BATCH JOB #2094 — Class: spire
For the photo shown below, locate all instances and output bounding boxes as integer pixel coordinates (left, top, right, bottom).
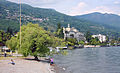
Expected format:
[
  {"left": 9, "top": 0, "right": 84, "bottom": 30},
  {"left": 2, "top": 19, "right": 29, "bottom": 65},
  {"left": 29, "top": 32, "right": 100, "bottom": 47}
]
[{"left": 68, "top": 24, "right": 70, "bottom": 28}]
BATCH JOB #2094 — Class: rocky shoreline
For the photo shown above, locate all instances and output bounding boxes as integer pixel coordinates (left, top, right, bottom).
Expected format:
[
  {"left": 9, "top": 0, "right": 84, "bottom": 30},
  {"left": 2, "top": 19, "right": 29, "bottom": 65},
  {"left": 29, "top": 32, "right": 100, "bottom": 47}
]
[{"left": 53, "top": 64, "right": 67, "bottom": 73}]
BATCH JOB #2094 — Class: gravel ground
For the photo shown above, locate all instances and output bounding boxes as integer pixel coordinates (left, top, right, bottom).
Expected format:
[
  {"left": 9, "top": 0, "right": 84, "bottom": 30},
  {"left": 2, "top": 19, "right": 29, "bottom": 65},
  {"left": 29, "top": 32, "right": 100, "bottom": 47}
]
[{"left": 0, "top": 57, "right": 55, "bottom": 73}]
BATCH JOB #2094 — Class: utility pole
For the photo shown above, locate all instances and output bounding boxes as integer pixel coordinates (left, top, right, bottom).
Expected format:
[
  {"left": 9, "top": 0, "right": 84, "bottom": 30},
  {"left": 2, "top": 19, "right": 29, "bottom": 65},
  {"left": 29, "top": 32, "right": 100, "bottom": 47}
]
[{"left": 20, "top": 0, "right": 21, "bottom": 50}]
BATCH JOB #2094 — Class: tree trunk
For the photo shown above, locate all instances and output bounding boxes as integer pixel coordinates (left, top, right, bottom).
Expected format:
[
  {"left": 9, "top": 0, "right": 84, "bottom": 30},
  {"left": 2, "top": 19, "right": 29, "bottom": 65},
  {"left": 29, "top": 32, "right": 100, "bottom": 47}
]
[{"left": 34, "top": 55, "right": 39, "bottom": 61}]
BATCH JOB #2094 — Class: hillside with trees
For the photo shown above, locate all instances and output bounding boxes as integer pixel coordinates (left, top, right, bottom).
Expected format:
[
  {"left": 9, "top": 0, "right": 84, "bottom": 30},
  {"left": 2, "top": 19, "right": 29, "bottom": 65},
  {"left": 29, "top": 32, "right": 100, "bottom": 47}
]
[
  {"left": 75, "top": 12, "right": 120, "bottom": 32},
  {"left": 0, "top": 0, "right": 119, "bottom": 37}
]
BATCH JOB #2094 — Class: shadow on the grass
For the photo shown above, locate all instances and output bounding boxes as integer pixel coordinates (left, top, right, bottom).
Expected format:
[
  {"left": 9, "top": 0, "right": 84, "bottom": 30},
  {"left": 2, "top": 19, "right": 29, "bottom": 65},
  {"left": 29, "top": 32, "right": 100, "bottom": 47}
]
[{"left": 24, "top": 58, "right": 50, "bottom": 63}]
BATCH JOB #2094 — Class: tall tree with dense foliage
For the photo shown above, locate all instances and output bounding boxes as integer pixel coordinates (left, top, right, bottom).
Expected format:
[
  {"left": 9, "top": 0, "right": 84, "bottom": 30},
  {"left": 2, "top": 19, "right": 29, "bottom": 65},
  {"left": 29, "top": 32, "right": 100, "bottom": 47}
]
[
  {"left": 66, "top": 38, "right": 77, "bottom": 46},
  {"left": 55, "top": 23, "right": 64, "bottom": 38},
  {"left": 85, "top": 31, "right": 92, "bottom": 43},
  {"left": 6, "top": 23, "right": 65, "bottom": 60},
  {"left": 19, "top": 23, "right": 54, "bottom": 59},
  {"left": 110, "top": 39, "right": 116, "bottom": 46},
  {"left": 6, "top": 36, "right": 17, "bottom": 51},
  {"left": 7, "top": 26, "right": 13, "bottom": 35},
  {"left": 0, "top": 30, "right": 11, "bottom": 46},
  {"left": 78, "top": 40, "right": 85, "bottom": 45},
  {"left": 57, "top": 23, "right": 61, "bottom": 31},
  {"left": 90, "top": 37, "right": 100, "bottom": 45}
]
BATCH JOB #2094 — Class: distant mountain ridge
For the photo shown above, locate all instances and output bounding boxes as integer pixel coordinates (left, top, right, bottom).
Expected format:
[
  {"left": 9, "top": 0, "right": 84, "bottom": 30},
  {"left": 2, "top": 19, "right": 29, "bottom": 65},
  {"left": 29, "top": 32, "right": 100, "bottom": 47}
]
[
  {"left": 75, "top": 12, "right": 120, "bottom": 31},
  {"left": 0, "top": 0, "right": 120, "bottom": 37}
]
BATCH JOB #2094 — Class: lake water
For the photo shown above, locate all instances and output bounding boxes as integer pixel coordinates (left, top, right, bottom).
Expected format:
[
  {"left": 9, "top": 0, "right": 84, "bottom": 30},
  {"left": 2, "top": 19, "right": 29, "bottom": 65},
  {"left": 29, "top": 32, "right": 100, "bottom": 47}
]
[{"left": 54, "top": 47, "right": 120, "bottom": 73}]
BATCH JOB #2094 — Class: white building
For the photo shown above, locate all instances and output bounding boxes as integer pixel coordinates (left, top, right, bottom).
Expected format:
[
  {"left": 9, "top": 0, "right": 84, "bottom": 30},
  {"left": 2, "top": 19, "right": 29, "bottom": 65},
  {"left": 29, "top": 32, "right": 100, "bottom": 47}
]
[
  {"left": 63, "top": 24, "right": 85, "bottom": 42},
  {"left": 92, "top": 34, "right": 106, "bottom": 42}
]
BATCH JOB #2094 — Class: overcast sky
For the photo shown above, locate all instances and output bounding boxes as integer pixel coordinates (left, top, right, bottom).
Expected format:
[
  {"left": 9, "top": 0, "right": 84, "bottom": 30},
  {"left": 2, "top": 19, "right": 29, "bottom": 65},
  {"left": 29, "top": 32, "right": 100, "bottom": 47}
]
[{"left": 7, "top": 0, "right": 120, "bottom": 16}]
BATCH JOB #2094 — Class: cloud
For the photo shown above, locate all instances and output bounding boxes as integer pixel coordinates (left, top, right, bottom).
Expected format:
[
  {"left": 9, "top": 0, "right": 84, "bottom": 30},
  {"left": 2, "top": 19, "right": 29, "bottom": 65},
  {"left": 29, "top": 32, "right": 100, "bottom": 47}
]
[
  {"left": 69, "top": 5, "right": 119, "bottom": 16},
  {"left": 87, "top": 6, "right": 115, "bottom": 14},
  {"left": 88, "top": 6, "right": 120, "bottom": 16},
  {"left": 77, "top": 2, "right": 87, "bottom": 9},
  {"left": 114, "top": 1, "right": 120, "bottom": 4},
  {"left": 69, "top": 2, "right": 87, "bottom": 16},
  {"left": 7, "top": 0, "right": 120, "bottom": 16}
]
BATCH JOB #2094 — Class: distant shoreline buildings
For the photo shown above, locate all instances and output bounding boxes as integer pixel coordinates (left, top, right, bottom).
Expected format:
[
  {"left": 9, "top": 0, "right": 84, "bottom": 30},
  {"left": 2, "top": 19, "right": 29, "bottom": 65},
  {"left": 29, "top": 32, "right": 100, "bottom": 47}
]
[
  {"left": 92, "top": 34, "right": 106, "bottom": 42},
  {"left": 63, "top": 24, "right": 85, "bottom": 42},
  {"left": 63, "top": 24, "right": 107, "bottom": 43}
]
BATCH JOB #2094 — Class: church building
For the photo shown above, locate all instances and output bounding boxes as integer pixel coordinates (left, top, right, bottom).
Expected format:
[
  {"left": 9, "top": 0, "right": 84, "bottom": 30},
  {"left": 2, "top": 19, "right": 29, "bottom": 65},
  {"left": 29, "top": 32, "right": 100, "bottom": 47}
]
[{"left": 63, "top": 24, "right": 85, "bottom": 42}]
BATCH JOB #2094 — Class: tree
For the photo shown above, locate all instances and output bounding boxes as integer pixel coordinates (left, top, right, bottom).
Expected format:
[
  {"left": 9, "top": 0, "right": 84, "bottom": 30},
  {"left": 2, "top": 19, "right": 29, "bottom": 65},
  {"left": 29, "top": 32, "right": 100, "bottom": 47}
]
[
  {"left": 110, "top": 39, "right": 116, "bottom": 46},
  {"left": 85, "top": 31, "right": 92, "bottom": 43},
  {"left": 119, "top": 38, "right": 120, "bottom": 41},
  {"left": 0, "top": 30, "right": 11, "bottom": 45},
  {"left": 105, "top": 36, "right": 109, "bottom": 43},
  {"left": 118, "top": 38, "right": 120, "bottom": 44},
  {"left": 90, "top": 37, "right": 100, "bottom": 45},
  {"left": 66, "top": 38, "right": 77, "bottom": 46},
  {"left": 52, "top": 37, "right": 66, "bottom": 48},
  {"left": 56, "top": 28, "right": 64, "bottom": 38},
  {"left": 6, "top": 23, "right": 64, "bottom": 60},
  {"left": 19, "top": 23, "right": 54, "bottom": 59},
  {"left": 78, "top": 40, "right": 85, "bottom": 45},
  {"left": 57, "top": 23, "right": 61, "bottom": 31},
  {"left": 55, "top": 23, "right": 64, "bottom": 38},
  {"left": 7, "top": 26, "right": 13, "bottom": 35},
  {"left": 0, "top": 37, "right": 2, "bottom": 42},
  {"left": 6, "top": 36, "right": 17, "bottom": 51}
]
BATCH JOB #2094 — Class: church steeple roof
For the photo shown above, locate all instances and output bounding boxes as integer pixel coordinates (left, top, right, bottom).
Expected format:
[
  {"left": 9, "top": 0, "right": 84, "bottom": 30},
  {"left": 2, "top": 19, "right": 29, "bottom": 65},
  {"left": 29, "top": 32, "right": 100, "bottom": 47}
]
[{"left": 68, "top": 24, "right": 70, "bottom": 28}]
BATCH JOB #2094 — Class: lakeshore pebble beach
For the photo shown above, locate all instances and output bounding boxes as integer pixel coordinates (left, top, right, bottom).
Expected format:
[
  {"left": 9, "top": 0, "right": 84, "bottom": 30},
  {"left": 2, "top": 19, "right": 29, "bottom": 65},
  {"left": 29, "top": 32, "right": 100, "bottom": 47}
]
[{"left": 0, "top": 57, "right": 55, "bottom": 73}]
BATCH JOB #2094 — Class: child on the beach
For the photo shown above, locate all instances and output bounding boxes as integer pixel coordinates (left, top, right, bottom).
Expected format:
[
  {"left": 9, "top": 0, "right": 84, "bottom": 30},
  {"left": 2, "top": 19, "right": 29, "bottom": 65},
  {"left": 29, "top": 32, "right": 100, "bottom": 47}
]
[
  {"left": 50, "top": 58, "right": 54, "bottom": 65},
  {"left": 8, "top": 59, "right": 15, "bottom": 65}
]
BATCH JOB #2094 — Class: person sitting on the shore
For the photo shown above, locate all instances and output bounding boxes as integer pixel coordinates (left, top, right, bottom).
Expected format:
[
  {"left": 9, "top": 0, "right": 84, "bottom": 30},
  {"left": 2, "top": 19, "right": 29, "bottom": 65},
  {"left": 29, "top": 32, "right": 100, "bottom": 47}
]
[
  {"left": 50, "top": 58, "right": 54, "bottom": 65},
  {"left": 8, "top": 59, "right": 15, "bottom": 65}
]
